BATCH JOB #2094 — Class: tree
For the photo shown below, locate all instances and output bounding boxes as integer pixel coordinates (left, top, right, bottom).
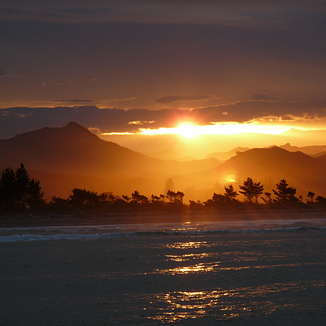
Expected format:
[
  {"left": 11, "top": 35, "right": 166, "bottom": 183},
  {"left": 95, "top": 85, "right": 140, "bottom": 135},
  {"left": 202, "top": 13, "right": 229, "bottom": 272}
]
[
  {"left": 307, "top": 191, "right": 315, "bottom": 203},
  {"left": 175, "top": 191, "right": 185, "bottom": 204},
  {"left": 239, "top": 177, "right": 264, "bottom": 203},
  {"left": 212, "top": 193, "right": 227, "bottom": 203},
  {"left": 166, "top": 190, "right": 184, "bottom": 204},
  {"left": 15, "top": 163, "right": 30, "bottom": 209},
  {"left": 0, "top": 164, "right": 45, "bottom": 211},
  {"left": 0, "top": 167, "right": 17, "bottom": 209},
  {"left": 27, "top": 179, "right": 45, "bottom": 210},
  {"left": 166, "top": 189, "right": 176, "bottom": 203},
  {"left": 262, "top": 192, "right": 272, "bottom": 204},
  {"left": 131, "top": 190, "right": 149, "bottom": 204},
  {"left": 69, "top": 188, "right": 102, "bottom": 209},
  {"left": 316, "top": 196, "right": 326, "bottom": 204},
  {"left": 272, "top": 179, "right": 297, "bottom": 203},
  {"left": 224, "top": 184, "right": 238, "bottom": 201}
]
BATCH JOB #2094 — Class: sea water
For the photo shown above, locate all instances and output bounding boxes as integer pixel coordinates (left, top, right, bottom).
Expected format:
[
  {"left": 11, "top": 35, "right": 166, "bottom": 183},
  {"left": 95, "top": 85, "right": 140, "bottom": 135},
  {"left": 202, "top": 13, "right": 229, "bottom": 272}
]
[
  {"left": 1, "top": 218, "right": 326, "bottom": 325},
  {"left": 1, "top": 218, "right": 326, "bottom": 242}
]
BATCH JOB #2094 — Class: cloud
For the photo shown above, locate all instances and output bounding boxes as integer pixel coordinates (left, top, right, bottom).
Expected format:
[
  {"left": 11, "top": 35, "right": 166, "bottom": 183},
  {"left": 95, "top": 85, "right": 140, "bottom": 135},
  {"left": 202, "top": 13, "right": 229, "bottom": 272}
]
[
  {"left": 0, "top": 69, "right": 11, "bottom": 77},
  {"left": 1, "top": 1, "right": 325, "bottom": 27},
  {"left": 155, "top": 95, "right": 210, "bottom": 104},
  {"left": 1, "top": 99, "right": 326, "bottom": 138}
]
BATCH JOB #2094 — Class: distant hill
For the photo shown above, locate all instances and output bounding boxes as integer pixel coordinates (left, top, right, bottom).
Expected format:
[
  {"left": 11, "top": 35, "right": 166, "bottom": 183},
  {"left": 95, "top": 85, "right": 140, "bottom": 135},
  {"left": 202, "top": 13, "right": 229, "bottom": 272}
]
[
  {"left": 144, "top": 149, "right": 196, "bottom": 161},
  {"left": 315, "top": 153, "right": 326, "bottom": 162},
  {"left": 212, "top": 146, "right": 326, "bottom": 197},
  {"left": 278, "top": 143, "right": 326, "bottom": 156},
  {"left": 0, "top": 122, "right": 220, "bottom": 199},
  {"left": 205, "top": 147, "right": 249, "bottom": 161},
  {"left": 281, "top": 128, "right": 326, "bottom": 139}
]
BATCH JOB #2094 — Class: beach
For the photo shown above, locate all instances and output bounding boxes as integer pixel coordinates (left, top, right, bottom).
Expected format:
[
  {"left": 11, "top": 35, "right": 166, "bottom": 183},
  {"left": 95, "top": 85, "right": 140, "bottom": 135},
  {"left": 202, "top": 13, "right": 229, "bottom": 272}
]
[{"left": 1, "top": 214, "right": 326, "bottom": 325}]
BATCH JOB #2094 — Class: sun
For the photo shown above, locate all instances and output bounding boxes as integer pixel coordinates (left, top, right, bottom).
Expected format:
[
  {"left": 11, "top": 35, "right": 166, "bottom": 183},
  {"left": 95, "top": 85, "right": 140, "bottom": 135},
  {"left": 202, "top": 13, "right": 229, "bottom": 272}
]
[{"left": 177, "top": 123, "right": 199, "bottom": 138}]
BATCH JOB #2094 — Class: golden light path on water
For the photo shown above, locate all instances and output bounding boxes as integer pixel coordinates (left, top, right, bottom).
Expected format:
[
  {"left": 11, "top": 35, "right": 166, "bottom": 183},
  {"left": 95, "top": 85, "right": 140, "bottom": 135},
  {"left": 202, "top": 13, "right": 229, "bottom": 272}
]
[
  {"left": 147, "top": 280, "right": 326, "bottom": 323},
  {"left": 143, "top": 238, "right": 326, "bottom": 323}
]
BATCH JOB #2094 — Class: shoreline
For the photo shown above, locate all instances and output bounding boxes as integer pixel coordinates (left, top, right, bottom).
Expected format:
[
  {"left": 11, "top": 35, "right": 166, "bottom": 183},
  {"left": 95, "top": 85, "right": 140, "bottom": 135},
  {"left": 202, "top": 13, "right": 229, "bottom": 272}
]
[{"left": 1, "top": 208, "right": 326, "bottom": 228}]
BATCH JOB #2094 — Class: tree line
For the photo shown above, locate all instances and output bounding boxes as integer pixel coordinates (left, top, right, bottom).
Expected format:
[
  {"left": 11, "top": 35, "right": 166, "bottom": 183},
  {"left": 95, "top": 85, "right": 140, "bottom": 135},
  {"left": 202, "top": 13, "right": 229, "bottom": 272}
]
[{"left": 1, "top": 165, "right": 326, "bottom": 213}]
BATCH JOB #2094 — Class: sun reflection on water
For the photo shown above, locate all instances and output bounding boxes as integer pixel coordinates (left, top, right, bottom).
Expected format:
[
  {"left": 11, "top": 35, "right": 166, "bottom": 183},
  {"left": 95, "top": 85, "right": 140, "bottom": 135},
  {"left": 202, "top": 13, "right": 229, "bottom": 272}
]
[
  {"left": 165, "top": 253, "right": 210, "bottom": 262},
  {"left": 146, "top": 280, "right": 326, "bottom": 323},
  {"left": 147, "top": 290, "right": 247, "bottom": 323},
  {"left": 165, "top": 241, "right": 213, "bottom": 249},
  {"left": 155, "top": 261, "right": 221, "bottom": 275}
]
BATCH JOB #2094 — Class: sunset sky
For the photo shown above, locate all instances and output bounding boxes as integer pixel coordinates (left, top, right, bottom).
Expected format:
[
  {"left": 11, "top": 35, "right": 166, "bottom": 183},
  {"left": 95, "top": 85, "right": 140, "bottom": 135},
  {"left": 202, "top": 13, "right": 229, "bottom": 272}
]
[{"left": 1, "top": 1, "right": 326, "bottom": 155}]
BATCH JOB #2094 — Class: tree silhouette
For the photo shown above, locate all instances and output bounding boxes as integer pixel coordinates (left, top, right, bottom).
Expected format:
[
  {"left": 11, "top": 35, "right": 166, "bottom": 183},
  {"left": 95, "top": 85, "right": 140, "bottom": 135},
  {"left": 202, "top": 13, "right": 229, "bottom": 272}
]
[
  {"left": 15, "top": 163, "right": 30, "bottom": 209},
  {"left": 166, "top": 190, "right": 184, "bottom": 203},
  {"left": 307, "top": 191, "right": 315, "bottom": 203},
  {"left": 239, "top": 177, "right": 264, "bottom": 203},
  {"left": 122, "top": 195, "right": 130, "bottom": 202},
  {"left": 166, "top": 189, "right": 175, "bottom": 203},
  {"left": 175, "top": 191, "right": 185, "bottom": 204},
  {"left": 262, "top": 192, "right": 272, "bottom": 204},
  {"left": 0, "top": 167, "right": 16, "bottom": 210},
  {"left": 69, "top": 188, "right": 103, "bottom": 209},
  {"left": 0, "top": 164, "right": 44, "bottom": 211},
  {"left": 27, "top": 179, "right": 45, "bottom": 210},
  {"left": 131, "top": 190, "right": 149, "bottom": 204},
  {"left": 224, "top": 184, "right": 238, "bottom": 201},
  {"left": 212, "top": 193, "right": 228, "bottom": 204},
  {"left": 272, "top": 179, "right": 297, "bottom": 203}
]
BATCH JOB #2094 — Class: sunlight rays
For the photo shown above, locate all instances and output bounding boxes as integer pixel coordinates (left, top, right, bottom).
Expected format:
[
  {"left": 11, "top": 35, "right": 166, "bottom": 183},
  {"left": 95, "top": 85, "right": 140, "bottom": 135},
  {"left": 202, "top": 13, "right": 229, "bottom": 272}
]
[{"left": 139, "top": 122, "right": 290, "bottom": 137}]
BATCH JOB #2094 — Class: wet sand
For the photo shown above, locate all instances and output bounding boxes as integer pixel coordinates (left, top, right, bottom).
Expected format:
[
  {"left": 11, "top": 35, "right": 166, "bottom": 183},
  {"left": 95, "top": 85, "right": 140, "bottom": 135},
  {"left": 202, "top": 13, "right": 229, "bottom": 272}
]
[{"left": 1, "top": 230, "right": 326, "bottom": 325}]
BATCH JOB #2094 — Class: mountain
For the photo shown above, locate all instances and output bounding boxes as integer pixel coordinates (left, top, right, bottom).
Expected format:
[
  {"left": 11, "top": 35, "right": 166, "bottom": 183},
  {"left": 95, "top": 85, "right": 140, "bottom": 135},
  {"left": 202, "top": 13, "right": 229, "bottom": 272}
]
[
  {"left": 0, "top": 122, "right": 220, "bottom": 199},
  {"left": 1, "top": 123, "right": 326, "bottom": 201},
  {"left": 205, "top": 147, "right": 249, "bottom": 161},
  {"left": 212, "top": 146, "right": 326, "bottom": 197},
  {"left": 281, "top": 128, "right": 326, "bottom": 139},
  {"left": 278, "top": 143, "right": 326, "bottom": 156},
  {"left": 315, "top": 153, "right": 326, "bottom": 162},
  {"left": 144, "top": 149, "right": 196, "bottom": 161}
]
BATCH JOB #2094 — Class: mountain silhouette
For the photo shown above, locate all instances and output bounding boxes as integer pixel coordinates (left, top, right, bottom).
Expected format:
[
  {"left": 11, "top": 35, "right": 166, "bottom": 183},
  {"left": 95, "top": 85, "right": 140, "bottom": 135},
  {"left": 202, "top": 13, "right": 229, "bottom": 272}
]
[
  {"left": 1, "top": 123, "right": 325, "bottom": 200},
  {"left": 0, "top": 122, "right": 220, "bottom": 199},
  {"left": 213, "top": 146, "right": 326, "bottom": 196}
]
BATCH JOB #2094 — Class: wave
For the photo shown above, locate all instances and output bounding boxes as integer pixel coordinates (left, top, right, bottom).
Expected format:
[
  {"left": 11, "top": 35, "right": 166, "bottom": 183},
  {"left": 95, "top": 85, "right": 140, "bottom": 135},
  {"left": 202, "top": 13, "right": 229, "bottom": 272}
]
[{"left": 1, "top": 220, "right": 326, "bottom": 242}]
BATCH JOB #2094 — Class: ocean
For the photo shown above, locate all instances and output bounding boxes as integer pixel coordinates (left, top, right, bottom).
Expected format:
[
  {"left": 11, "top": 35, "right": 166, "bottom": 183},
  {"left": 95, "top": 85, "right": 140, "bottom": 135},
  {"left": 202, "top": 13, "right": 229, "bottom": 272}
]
[{"left": 1, "top": 217, "right": 326, "bottom": 325}]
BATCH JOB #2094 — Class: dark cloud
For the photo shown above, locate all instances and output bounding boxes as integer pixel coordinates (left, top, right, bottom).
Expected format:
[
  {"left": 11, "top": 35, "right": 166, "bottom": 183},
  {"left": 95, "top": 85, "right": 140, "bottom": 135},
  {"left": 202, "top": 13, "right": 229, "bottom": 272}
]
[
  {"left": 1, "top": 99, "right": 326, "bottom": 138},
  {"left": 0, "top": 1, "right": 325, "bottom": 113},
  {"left": 1, "top": 1, "right": 325, "bottom": 26},
  {"left": 155, "top": 95, "right": 210, "bottom": 104},
  {"left": 0, "top": 69, "right": 10, "bottom": 76}
]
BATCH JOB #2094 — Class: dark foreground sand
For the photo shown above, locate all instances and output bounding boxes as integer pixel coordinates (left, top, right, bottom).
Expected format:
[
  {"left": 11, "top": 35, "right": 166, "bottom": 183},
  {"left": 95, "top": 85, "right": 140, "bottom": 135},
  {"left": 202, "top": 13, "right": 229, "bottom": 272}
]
[{"left": 1, "top": 228, "right": 326, "bottom": 325}]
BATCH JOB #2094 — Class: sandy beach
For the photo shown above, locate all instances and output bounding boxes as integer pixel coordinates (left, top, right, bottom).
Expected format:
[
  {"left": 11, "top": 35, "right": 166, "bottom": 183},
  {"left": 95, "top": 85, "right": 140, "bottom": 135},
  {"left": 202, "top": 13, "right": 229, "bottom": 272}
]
[{"left": 1, "top": 215, "right": 326, "bottom": 325}]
